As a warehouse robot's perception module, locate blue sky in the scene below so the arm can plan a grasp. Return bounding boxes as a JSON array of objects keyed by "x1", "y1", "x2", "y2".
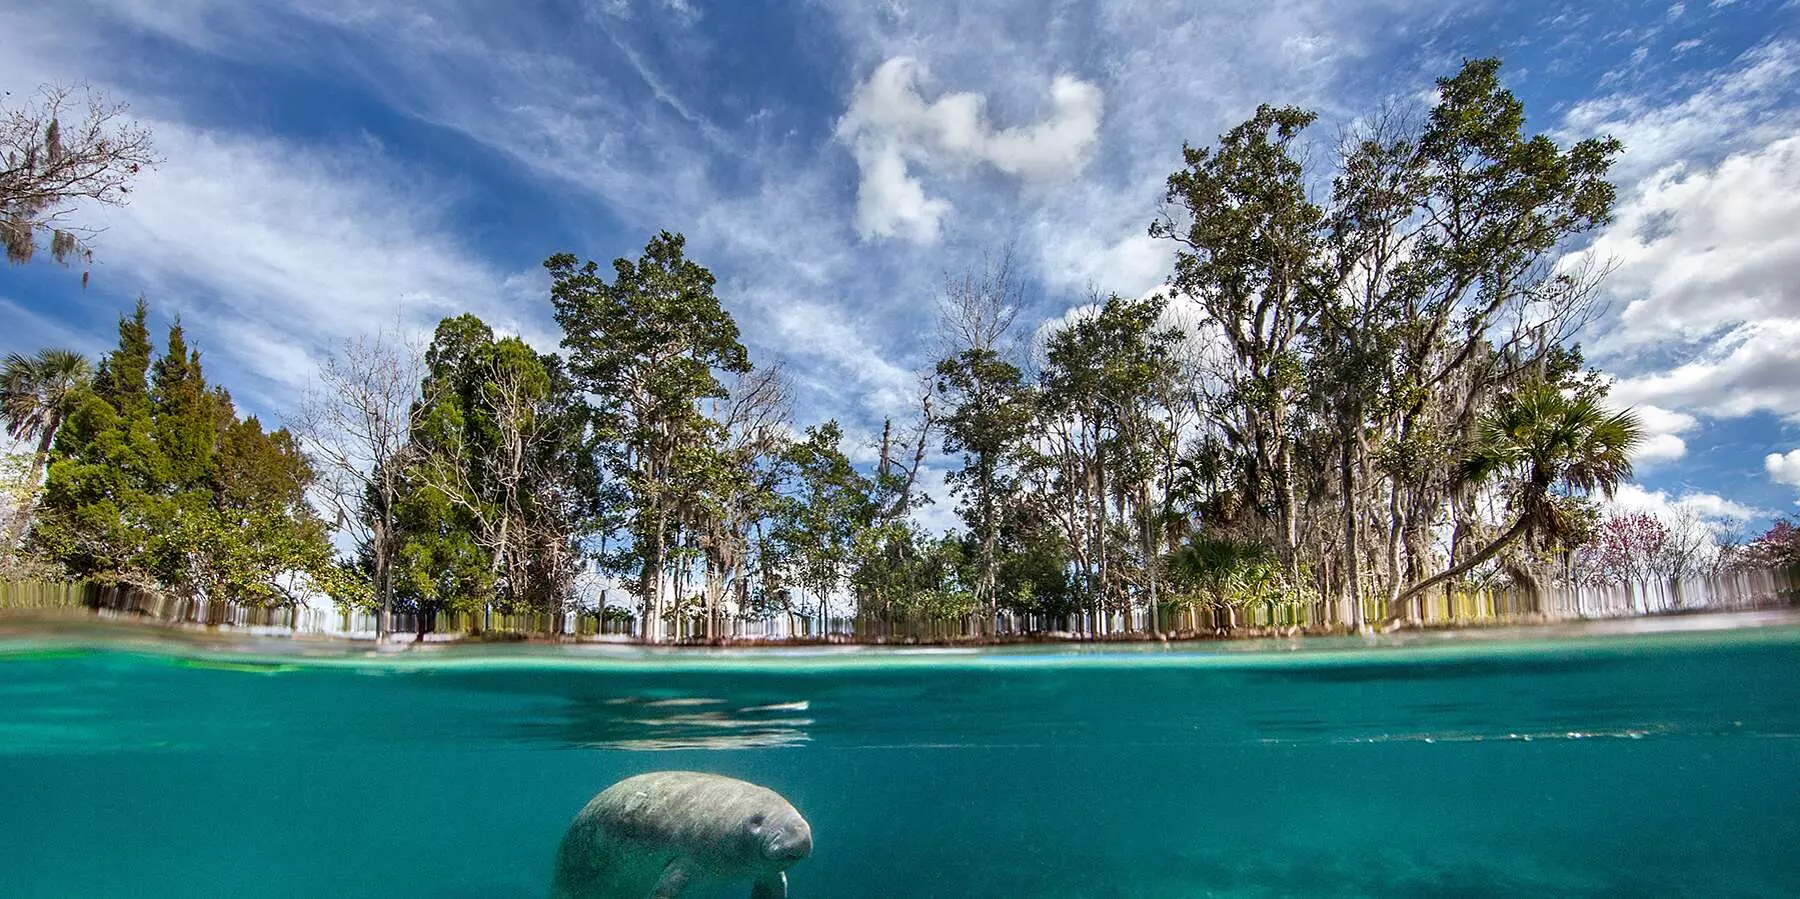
[{"x1": 2, "y1": 0, "x2": 1798, "y2": 535}]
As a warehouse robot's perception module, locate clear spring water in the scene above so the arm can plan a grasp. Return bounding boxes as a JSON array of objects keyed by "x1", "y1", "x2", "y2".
[{"x1": 2, "y1": 613, "x2": 1798, "y2": 898}]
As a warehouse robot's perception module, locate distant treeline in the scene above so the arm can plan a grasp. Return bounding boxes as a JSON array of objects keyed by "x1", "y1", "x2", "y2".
[{"x1": 5, "y1": 59, "x2": 1798, "y2": 642}]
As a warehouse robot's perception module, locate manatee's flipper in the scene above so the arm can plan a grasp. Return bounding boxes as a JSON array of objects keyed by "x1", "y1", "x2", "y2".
[
  {"x1": 651, "y1": 859, "x2": 692, "y2": 898},
  {"x1": 750, "y1": 871, "x2": 787, "y2": 899}
]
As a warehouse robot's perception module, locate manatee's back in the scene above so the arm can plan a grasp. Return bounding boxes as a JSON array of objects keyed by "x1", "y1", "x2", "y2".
[
  {"x1": 549, "y1": 780, "x2": 682, "y2": 899},
  {"x1": 552, "y1": 772, "x2": 766, "y2": 898}
]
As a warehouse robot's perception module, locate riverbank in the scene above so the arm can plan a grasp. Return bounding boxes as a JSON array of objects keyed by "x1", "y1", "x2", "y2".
[{"x1": 6, "y1": 568, "x2": 1799, "y2": 649}]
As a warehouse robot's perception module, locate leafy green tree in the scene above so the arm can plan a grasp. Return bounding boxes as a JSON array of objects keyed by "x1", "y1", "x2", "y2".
[
  {"x1": 850, "y1": 520, "x2": 975, "y2": 623},
  {"x1": 772, "y1": 421, "x2": 877, "y2": 627},
  {"x1": 1, "y1": 347, "x2": 92, "y2": 547},
  {"x1": 685, "y1": 367, "x2": 792, "y2": 638},
  {"x1": 1031, "y1": 292, "x2": 1184, "y2": 628},
  {"x1": 935, "y1": 347, "x2": 1033, "y2": 616},
  {"x1": 1154, "y1": 104, "x2": 1322, "y2": 572},
  {"x1": 29, "y1": 301, "x2": 333, "y2": 611},
  {"x1": 399, "y1": 314, "x2": 601, "y2": 634},
  {"x1": 549, "y1": 232, "x2": 750, "y2": 640}
]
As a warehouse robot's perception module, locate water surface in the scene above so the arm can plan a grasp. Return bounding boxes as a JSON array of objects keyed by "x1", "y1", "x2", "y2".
[{"x1": 2, "y1": 613, "x2": 1797, "y2": 897}]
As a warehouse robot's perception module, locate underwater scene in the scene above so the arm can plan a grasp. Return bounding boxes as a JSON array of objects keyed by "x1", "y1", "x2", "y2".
[{"x1": 3, "y1": 613, "x2": 1798, "y2": 898}]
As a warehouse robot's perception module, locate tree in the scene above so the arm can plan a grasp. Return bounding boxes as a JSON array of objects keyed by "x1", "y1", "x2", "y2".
[
  {"x1": 1735, "y1": 519, "x2": 1800, "y2": 572},
  {"x1": 2, "y1": 84, "x2": 156, "y2": 278},
  {"x1": 293, "y1": 327, "x2": 425, "y2": 639},
  {"x1": 1166, "y1": 536, "x2": 1292, "y2": 632},
  {"x1": 403, "y1": 315, "x2": 601, "y2": 635},
  {"x1": 1031, "y1": 292, "x2": 1184, "y2": 629},
  {"x1": 2, "y1": 347, "x2": 92, "y2": 547},
  {"x1": 550, "y1": 232, "x2": 751, "y2": 641},
  {"x1": 935, "y1": 278, "x2": 1034, "y2": 622},
  {"x1": 30, "y1": 301, "x2": 332, "y2": 609},
  {"x1": 1153, "y1": 104, "x2": 1323, "y2": 573},
  {"x1": 772, "y1": 421, "x2": 877, "y2": 630},
  {"x1": 688, "y1": 366, "x2": 793, "y2": 638},
  {"x1": 1386, "y1": 383, "x2": 1640, "y2": 622},
  {"x1": 1577, "y1": 511, "x2": 1717, "y2": 585}
]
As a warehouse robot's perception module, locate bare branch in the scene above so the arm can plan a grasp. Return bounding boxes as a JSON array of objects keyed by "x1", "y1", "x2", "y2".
[{"x1": 1, "y1": 83, "x2": 158, "y2": 273}]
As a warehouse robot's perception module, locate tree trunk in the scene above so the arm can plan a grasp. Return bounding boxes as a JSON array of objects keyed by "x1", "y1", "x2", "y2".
[
  {"x1": 374, "y1": 517, "x2": 394, "y2": 642},
  {"x1": 1338, "y1": 414, "x2": 1363, "y2": 633},
  {"x1": 638, "y1": 524, "x2": 664, "y2": 644},
  {"x1": 1385, "y1": 514, "x2": 1532, "y2": 627},
  {"x1": 5, "y1": 423, "x2": 57, "y2": 549}
]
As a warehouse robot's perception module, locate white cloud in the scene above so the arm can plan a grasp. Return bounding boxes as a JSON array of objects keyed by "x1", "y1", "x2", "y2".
[
  {"x1": 1768, "y1": 449, "x2": 1800, "y2": 488},
  {"x1": 1589, "y1": 135, "x2": 1800, "y2": 350},
  {"x1": 0, "y1": 4, "x2": 530, "y2": 422},
  {"x1": 68, "y1": 123, "x2": 521, "y2": 413},
  {"x1": 836, "y1": 57, "x2": 1104, "y2": 242},
  {"x1": 1560, "y1": 40, "x2": 1798, "y2": 183},
  {"x1": 1628, "y1": 404, "x2": 1699, "y2": 464},
  {"x1": 1607, "y1": 483, "x2": 1763, "y2": 524},
  {"x1": 1609, "y1": 320, "x2": 1800, "y2": 423},
  {"x1": 1567, "y1": 42, "x2": 1800, "y2": 444}
]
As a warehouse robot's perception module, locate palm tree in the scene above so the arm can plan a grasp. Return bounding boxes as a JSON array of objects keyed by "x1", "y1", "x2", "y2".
[
  {"x1": 2, "y1": 348, "x2": 93, "y2": 547},
  {"x1": 1384, "y1": 384, "x2": 1640, "y2": 625}
]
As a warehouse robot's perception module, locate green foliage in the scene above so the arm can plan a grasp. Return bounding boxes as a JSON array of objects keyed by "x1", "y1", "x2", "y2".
[
  {"x1": 850, "y1": 520, "x2": 976, "y2": 620},
  {"x1": 934, "y1": 346, "x2": 1034, "y2": 607},
  {"x1": 1, "y1": 345, "x2": 93, "y2": 548},
  {"x1": 389, "y1": 314, "x2": 601, "y2": 629},
  {"x1": 1165, "y1": 536, "x2": 1304, "y2": 614},
  {"x1": 25, "y1": 301, "x2": 333, "y2": 605},
  {"x1": 2, "y1": 347, "x2": 92, "y2": 447},
  {"x1": 1465, "y1": 383, "x2": 1641, "y2": 546},
  {"x1": 772, "y1": 421, "x2": 877, "y2": 610},
  {"x1": 549, "y1": 232, "x2": 750, "y2": 626}
]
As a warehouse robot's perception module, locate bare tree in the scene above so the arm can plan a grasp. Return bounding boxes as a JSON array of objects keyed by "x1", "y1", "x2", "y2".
[
  {"x1": 2, "y1": 84, "x2": 156, "y2": 278},
  {"x1": 292, "y1": 328, "x2": 425, "y2": 640},
  {"x1": 936, "y1": 242, "x2": 1024, "y2": 358}
]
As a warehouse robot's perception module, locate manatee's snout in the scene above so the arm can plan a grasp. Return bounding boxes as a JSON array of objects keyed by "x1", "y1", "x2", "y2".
[{"x1": 763, "y1": 812, "x2": 812, "y2": 864}]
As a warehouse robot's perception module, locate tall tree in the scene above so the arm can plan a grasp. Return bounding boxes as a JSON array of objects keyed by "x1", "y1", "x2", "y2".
[
  {"x1": 549, "y1": 232, "x2": 750, "y2": 641},
  {"x1": 404, "y1": 315, "x2": 600, "y2": 633},
  {"x1": 1032, "y1": 292, "x2": 1184, "y2": 629},
  {"x1": 1, "y1": 347, "x2": 92, "y2": 547},
  {"x1": 293, "y1": 327, "x2": 425, "y2": 639},
  {"x1": 31, "y1": 301, "x2": 332, "y2": 609},
  {"x1": 1153, "y1": 104, "x2": 1323, "y2": 574},
  {"x1": 690, "y1": 366, "x2": 793, "y2": 638},
  {"x1": 772, "y1": 421, "x2": 877, "y2": 629},
  {"x1": 935, "y1": 346, "x2": 1033, "y2": 621}
]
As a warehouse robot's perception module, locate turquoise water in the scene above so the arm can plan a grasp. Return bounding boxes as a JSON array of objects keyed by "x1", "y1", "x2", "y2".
[{"x1": 2, "y1": 614, "x2": 1799, "y2": 897}]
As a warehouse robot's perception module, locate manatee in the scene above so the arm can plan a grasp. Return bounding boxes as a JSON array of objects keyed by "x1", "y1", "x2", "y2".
[{"x1": 550, "y1": 771, "x2": 813, "y2": 899}]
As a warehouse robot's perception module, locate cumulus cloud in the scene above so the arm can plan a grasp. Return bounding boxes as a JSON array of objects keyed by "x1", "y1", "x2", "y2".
[
  {"x1": 1607, "y1": 483, "x2": 1763, "y2": 524},
  {"x1": 1588, "y1": 135, "x2": 1800, "y2": 350},
  {"x1": 836, "y1": 57, "x2": 1104, "y2": 242},
  {"x1": 1768, "y1": 449, "x2": 1800, "y2": 488},
  {"x1": 1609, "y1": 320, "x2": 1800, "y2": 423},
  {"x1": 1570, "y1": 42, "x2": 1800, "y2": 433},
  {"x1": 1628, "y1": 404, "x2": 1699, "y2": 464}
]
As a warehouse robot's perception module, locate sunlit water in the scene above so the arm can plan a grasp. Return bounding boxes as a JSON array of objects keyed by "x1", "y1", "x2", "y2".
[{"x1": 3, "y1": 613, "x2": 1799, "y2": 897}]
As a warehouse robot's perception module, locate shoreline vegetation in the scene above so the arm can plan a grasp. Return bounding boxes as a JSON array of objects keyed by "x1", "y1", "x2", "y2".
[
  {"x1": 5, "y1": 62, "x2": 1800, "y2": 647},
  {"x1": 3, "y1": 569, "x2": 1796, "y2": 648}
]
